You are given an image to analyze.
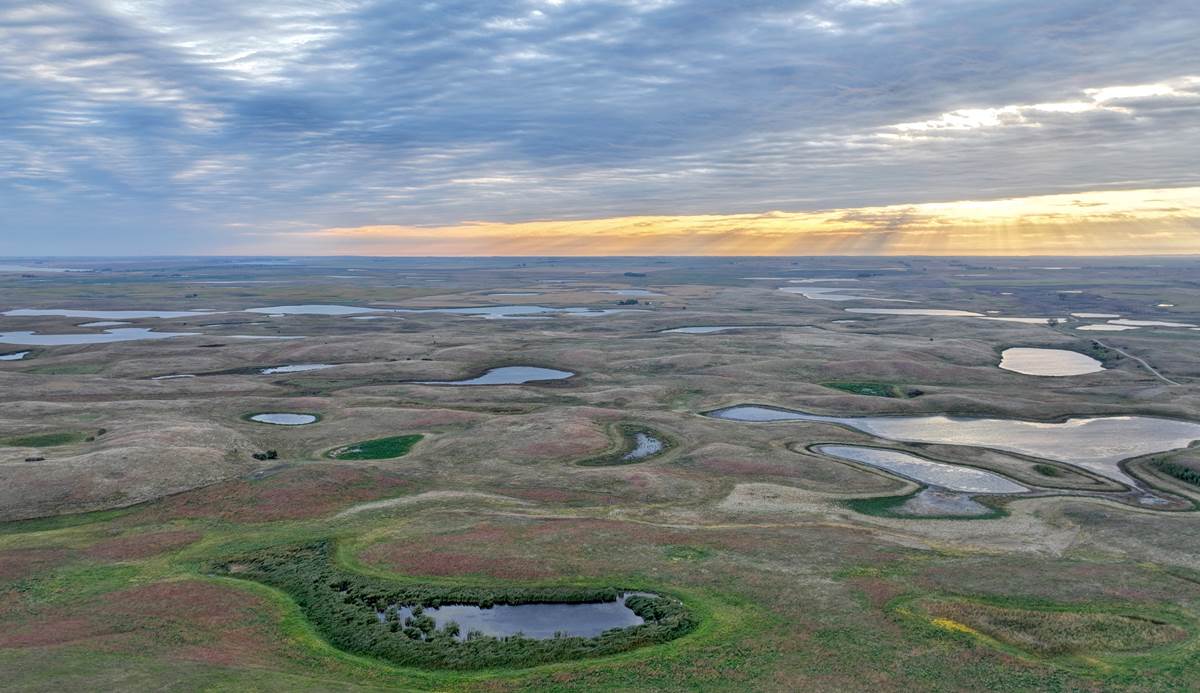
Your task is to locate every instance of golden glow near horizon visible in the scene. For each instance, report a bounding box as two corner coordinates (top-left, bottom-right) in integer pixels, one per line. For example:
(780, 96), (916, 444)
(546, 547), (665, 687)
(256, 186), (1200, 256)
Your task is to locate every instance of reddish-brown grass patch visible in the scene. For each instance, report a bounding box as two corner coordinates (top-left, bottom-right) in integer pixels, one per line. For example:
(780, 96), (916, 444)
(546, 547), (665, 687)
(84, 530), (202, 561)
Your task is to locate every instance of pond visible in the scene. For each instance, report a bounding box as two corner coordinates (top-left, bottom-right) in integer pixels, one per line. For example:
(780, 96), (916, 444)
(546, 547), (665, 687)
(844, 308), (1056, 324)
(780, 286), (908, 302)
(1078, 324), (1139, 331)
(393, 305), (639, 319)
(414, 366), (575, 385)
(998, 348), (1105, 376)
(0, 351), (30, 361)
(3, 308), (217, 319)
(245, 305), (384, 315)
(249, 413), (319, 425)
(1072, 312), (1121, 319)
(1108, 319), (1196, 328)
(814, 444), (1027, 493)
(77, 321), (130, 327)
(705, 406), (1200, 485)
(152, 374), (195, 380)
(623, 432), (665, 461)
(661, 325), (777, 334)
(599, 289), (661, 296)
(376, 593), (649, 640)
(260, 364), (335, 375)
(0, 328), (199, 345)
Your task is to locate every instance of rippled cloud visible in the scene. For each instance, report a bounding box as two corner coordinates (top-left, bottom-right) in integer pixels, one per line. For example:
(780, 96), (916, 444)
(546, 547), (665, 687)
(1, 1), (1198, 253)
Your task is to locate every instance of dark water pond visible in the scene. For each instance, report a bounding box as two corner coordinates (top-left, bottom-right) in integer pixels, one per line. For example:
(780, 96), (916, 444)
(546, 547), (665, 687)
(376, 593), (650, 640)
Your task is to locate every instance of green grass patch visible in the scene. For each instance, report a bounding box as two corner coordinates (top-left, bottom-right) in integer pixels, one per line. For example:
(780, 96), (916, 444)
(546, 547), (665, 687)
(821, 381), (905, 398)
(15, 564), (139, 605)
(0, 431), (88, 448)
(213, 541), (698, 671)
(912, 596), (1189, 659)
(1034, 463), (1063, 478)
(326, 434), (424, 460)
(843, 492), (1006, 520)
(664, 546), (711, 562)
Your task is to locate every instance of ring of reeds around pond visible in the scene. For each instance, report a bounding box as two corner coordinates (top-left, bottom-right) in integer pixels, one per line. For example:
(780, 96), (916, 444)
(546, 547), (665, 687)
(577, 423), (674, 466)
(214, 542), (698, 670)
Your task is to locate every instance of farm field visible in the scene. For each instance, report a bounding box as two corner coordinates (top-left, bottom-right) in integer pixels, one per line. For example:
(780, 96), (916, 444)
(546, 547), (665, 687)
(2, 256), (1200, 691)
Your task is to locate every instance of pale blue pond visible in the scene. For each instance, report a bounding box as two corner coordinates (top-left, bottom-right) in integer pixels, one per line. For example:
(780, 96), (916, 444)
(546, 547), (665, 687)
(415, 366), (575, 385)
(814, 444), (1027, 494)
(0, 351), (30, 361)
(0, 328), (199, 345)
(260, 364), (334, 374)
(249, 413), (318, 425)
(4, 308), (217, 319)
(706, 406), (1200, 485)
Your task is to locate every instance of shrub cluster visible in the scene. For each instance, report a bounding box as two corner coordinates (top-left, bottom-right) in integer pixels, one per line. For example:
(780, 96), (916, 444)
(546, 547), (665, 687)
(216, 542), (696, 670)
(1152, 459), (1200, 486)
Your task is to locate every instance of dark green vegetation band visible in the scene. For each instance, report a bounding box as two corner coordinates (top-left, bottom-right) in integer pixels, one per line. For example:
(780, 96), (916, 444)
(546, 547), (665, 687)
(327, 434), (424, 460)
(214, 542), (697, 670)
(1152, 459), (1200, 486)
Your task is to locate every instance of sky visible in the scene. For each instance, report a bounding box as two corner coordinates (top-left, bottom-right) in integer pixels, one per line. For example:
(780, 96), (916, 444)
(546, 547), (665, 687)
(1, 0), (1198, 256)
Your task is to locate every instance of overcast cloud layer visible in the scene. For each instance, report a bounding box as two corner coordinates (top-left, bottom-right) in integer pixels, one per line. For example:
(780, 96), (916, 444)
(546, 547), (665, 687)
(1, 0), (1198, 254)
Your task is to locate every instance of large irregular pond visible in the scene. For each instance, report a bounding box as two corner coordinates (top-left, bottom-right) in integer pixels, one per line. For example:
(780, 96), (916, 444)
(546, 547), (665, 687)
(814, 444), (1028, 493)
(0, 351), (30, 361)
(844, 308), (1056, 324)
(706, 406), (1200, 485)
(0, 328), (199, 345)
(414, 366), (575, 385)
(3, 308), (217, 319)
(998, 348), (1105, 376)
(249, 413), (319, 425)
(377, 594), (648, 640)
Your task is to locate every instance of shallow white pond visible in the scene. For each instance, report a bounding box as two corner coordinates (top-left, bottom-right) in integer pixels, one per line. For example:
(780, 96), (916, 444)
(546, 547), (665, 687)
(1108, 319), (1197, 328)
(393, 304), (637, 319)
(0, 328), (199, 345)
(599, 289), (661, 296)
(4, 308), (216, 319)
(662, 325), (776, 334)
(706, 406), (1200, 485)
(999, 348), (1105, 376)
(152, 374), (196, 380)
(815, 444), (1028, 494)
(780, 287), (908, 302)
(249, 413), (318, 425)
(415, 366), (574, 385)
(1072, 312), (1120, 319)
(484, 292), (542, 297)
(245, 304), (383, 315)
(1078, 324), (1139, 331)
(845, 308), (1054, 324)
(77, 321), (131, 327)
(0, 351), (30, 361)
(260, 363), (335, 374)
(787, 278), (859, 283)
